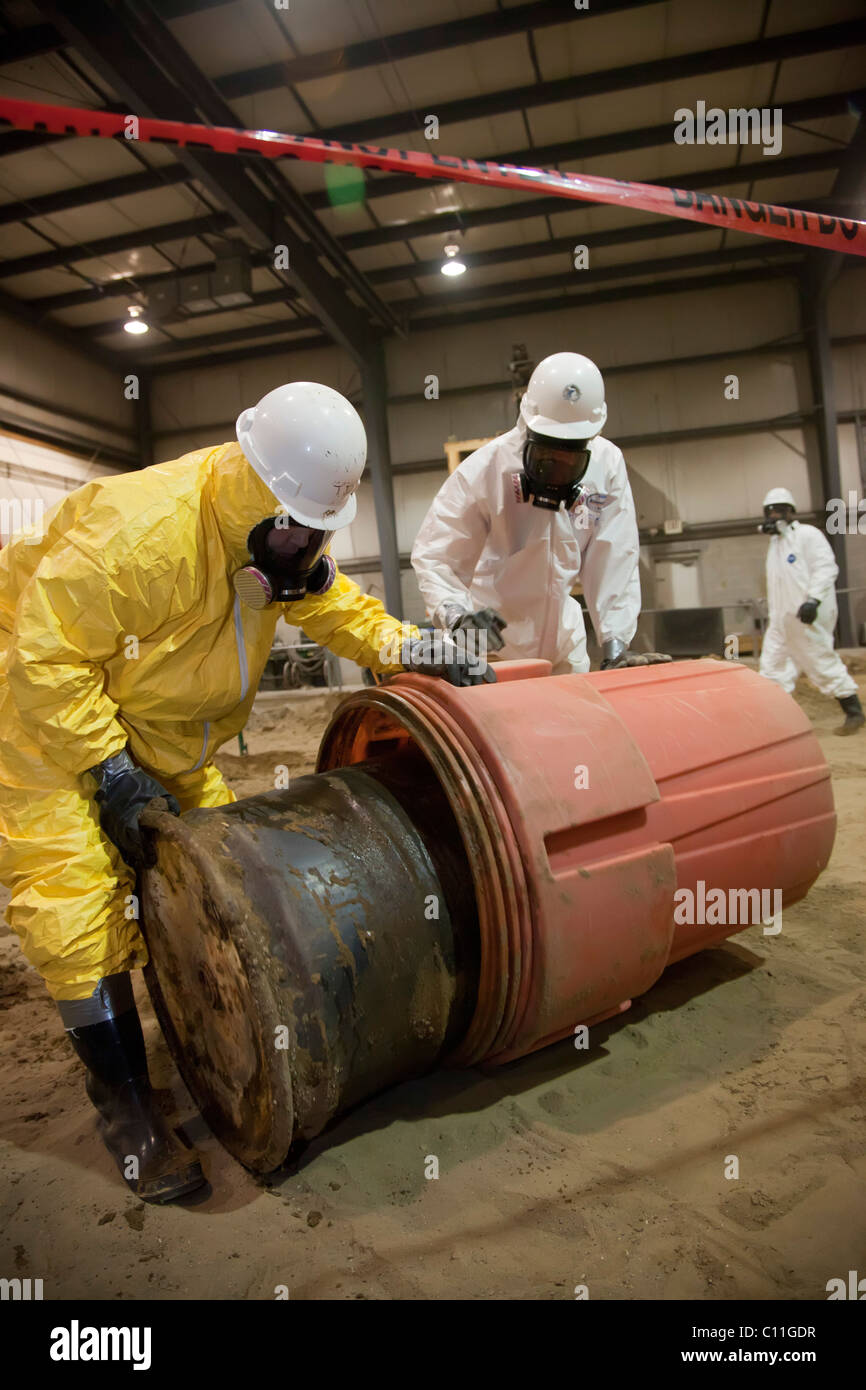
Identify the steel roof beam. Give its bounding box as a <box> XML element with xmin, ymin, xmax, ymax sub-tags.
<box><xmin>147</xmin><ymin>331</ymin><xmax>333</xmax><ymax>375</ymax></box>
<box><xmin>0</xmin><ymin>211</ymin><xmax>234</xmax><ymax>281</ymax></box>
<box><xmin>29</xmin><ymin>247</ymin><xmax>280</xmax><ymax>313</ymax></box>
<box><xmin>87</xmin><ymin>286</ymin><xmax>304</xmax><ymax>336</ymax></box>
<box><xmin>341</xmin><ymin>148</ymin><xmax>846</xmax><ymax>253</ymax></box>
<box><xmin>399</xmin><ymin>261</ymin><xmax>802</xmax><ymax>333</ymax></box>
<box><xmin>0</xmin><ymin>1</ymin><xmax>237</xmax><ymax>65</ymax></box>
<box><xmin>1</xmin><ymin>89</ymin><xmax>851</xmax><ymax>226</ymax></box>
<box><xmin>396</xmin><ymin>241</ymin><xmax>801</xmax><ymax>314</ymax></box>
<box><xmin>4</xmin><ymin>22</ymin><xmax>859</xmax><ymax>167</ymax></box>
<box><xmin>0</xmin><ymin>23</ymin><xmax>65</xmax><ymax>63</ymax></box>
<box><xmin>135</xmin><ymin>314</ymin><xmax>321</xmax><ymax>357</ymax></box>
<box><xmin>217</xmin><ymin>0</ymin><xmax>664</xmax><ymax>97</ymax></box>
<box><xmin>109</xmin><ymin>0</ymin><xmax>402</xmax><ymax>338</ymax></box>
<box><xmin>138</xmin><ymin>259</ymin><xmax>805</xmax><ymax>376</ymax></box>
<box><xmin>312</xmin><ymin>20</ymin><xmax>866</xmax><ymax>144</ymax></box>
<box><xmin>305</xmin><ymin>89</ymin><xmax>861</xmax><ymax>207</ymax></box>
<box><xmin>0</xmin><ymin>155</ymin><xmax>805</xmax><ymax>286</ymax></box>
<box><xmin>32</xmin><ymin>0</ymin><xmax>382</xmax><ymax>361</ymax></box>
<box><xmin>8</xmin><ymin>140</ymin><xmax>846</xmax><ymax>311</ymax></box>
<box><xmin>361</xmin><ymin>215</ymin><xmax>816</xmax><ymax>289</ymax></box>
<box><xmin>0</xmin><ymin>166</ymin><xmax>190</xmax><ymax>227</ymax></box>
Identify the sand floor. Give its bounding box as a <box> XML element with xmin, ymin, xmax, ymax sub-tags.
<box><xmin>1</xmin><ymin>667</ymin><xmax>864</xmax><ymax>1301</ymax></box>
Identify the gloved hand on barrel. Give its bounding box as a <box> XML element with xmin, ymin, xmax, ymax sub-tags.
<box><xmin>601</xmin><ymin>639</ymin><xmax>673</xmax><ymax>670</ymax></box>
<box><xmin>404</xmin><ymin>632</ymin><xmax>497</xmax><ymax>687</ymax></box>
<box><xmin>449</xmin><ymin>607</ymin><xmax>508</xmax><ymax>654</ymax></box>
<box><xmin>89</xmin><ymin>749</ymin><xmax>181</xmax><ymax>868</ymax></box>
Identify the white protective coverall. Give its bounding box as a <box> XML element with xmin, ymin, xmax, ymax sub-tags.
<box><xmin>759</xmin><ymin>520</ymin><xmax>857</xmax><ymax>697</ymax></box>
<box><xmin>411</xmin><ymin>420</ymin><xmax>640</xmax><ymax>673</ymax></box>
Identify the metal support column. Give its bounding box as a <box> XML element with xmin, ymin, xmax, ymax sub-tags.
<box><xmin>360</xmin><ymin>341</ymin><xmax>403</xmax><ymax>618</ymax></box>
<box><xmin>799</xmin><ymin>268</ymin><xmax>853</xmax><ymax>646</ymax></box>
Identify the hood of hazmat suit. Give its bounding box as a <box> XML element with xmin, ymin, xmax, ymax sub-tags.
<box><xmin>410</xmin><ymin>421</ymin><xmax>641</xmax><ymax>672</ymax></box>
<box><xmin>0</xmin><ymin>443</ymin><xmax>417</xmax><ymax>998</ymax></box>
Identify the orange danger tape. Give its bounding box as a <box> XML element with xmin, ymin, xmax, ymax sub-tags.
<box><xmin>1</xmin><ymin>96</ymin><xmax>864</xmax><ymax>258</ymax></box>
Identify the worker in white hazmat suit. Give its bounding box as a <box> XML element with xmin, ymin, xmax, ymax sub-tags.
<box><xmin>758</xmin><ymin>487</ymin><xmax>864</xmax><ymax>735</ymax></box>
<box><xmin>411</xmin><ymin>352</ymin><xmax>671</xmax><ymax>673</ymax></box>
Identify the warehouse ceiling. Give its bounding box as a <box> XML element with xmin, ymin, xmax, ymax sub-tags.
<box><xmin>0</xmin><ymin>0</ymin><xmax>864</xmax><ymax>374</ymax></box>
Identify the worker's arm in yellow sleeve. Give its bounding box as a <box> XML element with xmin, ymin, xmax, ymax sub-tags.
<box><xmin>7</xmin><ymin>543</ymin><xmax>136</xmax><ymax>777</ymax></box>
<box><xmin>284</xmin><ymin>568</ymin><xmax>419</xmax><ymax>675</ymax></box>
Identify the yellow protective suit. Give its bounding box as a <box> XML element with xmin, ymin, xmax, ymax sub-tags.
<box><xmin>0</xmin><ymin>441</ymin><xmax>416</xmax><ymax>1000</ymax></box>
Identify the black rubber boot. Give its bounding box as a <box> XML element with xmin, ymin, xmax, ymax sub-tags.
<box><xmin>66</xmin><ymin>1008</ymin><xmax>205</xmax><ymax>1203</ymax></box>
<box><xmin>836</xmin><ymin>694</ymin><xmax>866</xmax><ymax>736</ymax></box>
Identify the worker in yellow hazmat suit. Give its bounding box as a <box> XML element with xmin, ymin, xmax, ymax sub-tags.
<box><xmin>0</xmin><ymin>381</ymin><xmax>486</xmax><ymax>1202</ymax></box>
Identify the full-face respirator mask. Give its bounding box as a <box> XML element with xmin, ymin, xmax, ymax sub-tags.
<box><xmin>519</xmin><ymin>430</ymin><xmax>592</xmax><ymax>511</ymax></box>
<box><xmin>233</xmin><ymin>515</ymin><xmax>336</xmax><ymax>609</ymax></box>
<box><xmin>759</xmin><ymin>504</ymin><xmax>795</xmax><ymax>537</ymax></box>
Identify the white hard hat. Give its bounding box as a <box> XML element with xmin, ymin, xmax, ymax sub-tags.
<box><xmin>762</xmin><ymin>487</ymin><xmax>796</xmax><ymax>509</ymax></box>
<box><xmin>236</xmin><ymin>382</ymin><xmax>366</xmax><ymax>529</ymax></box>
<box><xmin>520</xmin><ymin>351</ymin><xmax>607</xmax><ymax>441</ymax></box>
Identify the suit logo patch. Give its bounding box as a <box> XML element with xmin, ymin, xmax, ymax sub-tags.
<box><xmin>585</xmin><ymin>492</ymin><xmax>612</xmax><ymax>510</ymax></box>
<box><xmin>787</xmin><ymin>554</ymin><xmax>796</xmax><ymax>563</ymax></box>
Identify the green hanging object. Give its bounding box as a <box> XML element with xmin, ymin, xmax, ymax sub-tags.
<box><xmin>238</xmin><ymin>730</ymin><xmax>248</xmax><ymax>757</ymax></box>
<box><xmin>324</xmin><ymin>162</ymin><xmax>365</xmax><ymax>207</ymax></box>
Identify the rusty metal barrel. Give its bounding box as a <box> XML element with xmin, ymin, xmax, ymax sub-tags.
<box><xmin>141</xmin><ymin>659</ymin><xmax>835</xmax><ymax>1172</ymax></box>
<box><xmin>141</xmin><ymin>755</ymin><xmax>478</xmax><ymax>1172</ymax></box>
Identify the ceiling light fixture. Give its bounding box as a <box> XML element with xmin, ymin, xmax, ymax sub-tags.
<box><xmin>123</xmin><ymin>304</ymin><xmax>149</xmax><ymax>335</ymax></box>
<box><xmin>440</xmin><ymin>243</ymin><xmax>466</xmax><ymax>277</ymax></box>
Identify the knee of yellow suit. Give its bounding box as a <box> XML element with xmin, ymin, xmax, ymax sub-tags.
<box><xmin>0</xmin><ymin>730</ymin><xmax>235</xmax><ymax>998</ymax></box>
<box><xmin>0</xmin><ymin>750</ymin><xmax>145</xmax><ymax>1001</ymax></box>
<box><xmin>0</xmin><ymin>793</ymin><xmax>146</xmax><ymax>1002</ymax></box>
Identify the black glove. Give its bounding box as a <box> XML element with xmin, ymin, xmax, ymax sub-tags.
<box><xmin>797</xmin><ymin>598</ymin><xmax>819</xmax><ymax>625</ymax></box>
<box><xmin>405</xmin><ymin>634</ymin><xmax>497</xmax><ymax>687</ymax></box>
<box><xmin>601</xmin><ymin>639</ymin><xmax>673</xmax><ymax>670</ymax></box>
<box><xmin>90</xmin><ymin>750</ymin><xmax>180</xmax><ymax>867</ymax></box>
<box><xmin>451</xmin><ymin>608</ymin><xmax>508</xmax><ymax>653</ymax></box>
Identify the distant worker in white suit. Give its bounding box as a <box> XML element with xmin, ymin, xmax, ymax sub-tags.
<box><xmin>410</xmin><ymin>352</ymin><xmax>670</xmax><ymax>675</ymax></box>
<box><xmin>758</xmin><ymin>487</ymin><xmax>864</xmax><ymax>735</ymax></box>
